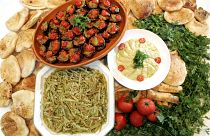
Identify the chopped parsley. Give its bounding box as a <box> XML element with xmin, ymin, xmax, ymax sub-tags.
<box><xmin>70</xmin><ymin>15</ymin><xmax>90</xmax><ymax>30</ymax></box>
<box><xmin>133</xmin><ymin>50</ymin><xmax>149</xmax><ymax>68</ymax></box>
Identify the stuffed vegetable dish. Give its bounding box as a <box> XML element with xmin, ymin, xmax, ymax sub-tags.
<box><xmin>35</xmin><ymin>0</ymin><xmax>123</xmax><ymax>65</ymax></box>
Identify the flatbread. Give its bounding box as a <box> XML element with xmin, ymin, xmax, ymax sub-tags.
<box><xmin>45</xmin><ymin>0</ymin><xmax>66</xmax><ymax>8</ymax></box>
<box><xmin>21</xmin><ymin>0</ymin><xmax>46</xmax><ymax>9</ymax></box>
<box><xmin>16</xmin><ymin>49</ymin><xmax>36</xmax><ymax>78</ymax></box>
<box><xmin>21</xmin><ymin>10</ymin><xmax>44</xmax><ymax>30</ymax></box>
<box><xmin>0</xmin><ymin>82</ymin><xmax>12</xmax><ymax>107</ymax></box>
<box><xmin>0</xmin><ymin>55</ymin><xmax>21</xmax><ymax>85</ymax></box>
<box><xmin>158</xmin><ymin>0</ymin><xmax>183</xmax><ymax>11</ymax></box>
<box><xmin>16</xmin><ymin>29</ymin><xmax>35</xmax><ymax>52</ymax></box>
<box><xmin>116</xmin><ymin>0</ymin><xmax>130</xmax><ymax>14</ymax></box>
<box><xmin>0</xmin><ymin>32</ymin><xmax>18</xmax><ymax>59</ymax></box>
<box><xmin>6</xmin><ymin>8</ymin><xmax>29</xmax><ymax>32</ymax></box>
<box><xmin>1</xmin><ymin>112</ymin><xmax>29</xmax><ymax>136</ymax></box>
<box><xmin>163</xmin><ymin>51</ymin><xmax>187</xmax><ymax>86</ymax></box>
<box><xmin>27</xmin><ymin>120</ymin><xmax>41</xmax><ymax>136</ymax></box>
<box><xmin>127</xmin><ymin>12</ymin><xmax>138</xmax><ymax>30</ymax></box>
<box><xmin>185</xmin><ymin>18</ymin><xmax>209</xmax><ymax>36</ymax></box>
<box><xmin>131</xmin><ymin>0</ymin><xmax>155</xmax><ymax>19</ymax></box>
<box><xmin>164</xmin><ymin>8</ymin><xmax>194</xmax><ymax>25</ymax></box>
<box><xmin>12</xmin><ymin>90</ymin><xmax>35</xmax><ymax>119</ymax></box>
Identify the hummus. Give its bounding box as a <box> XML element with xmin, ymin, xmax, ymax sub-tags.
<box><xmin>116</xmin><ymin>39</ymin><xmax>160</xmax><ymax>81</ymax></box>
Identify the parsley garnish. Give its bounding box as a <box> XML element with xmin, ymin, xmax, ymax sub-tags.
<box><xmin>133</xmin><ymin>50</ymin><xmax>149</xmax><ymax>68</ymax></box>
<box><xmin>70</xmin><ymin>15</ymin><xmax>90</xmax><ymax>30</ymax></box>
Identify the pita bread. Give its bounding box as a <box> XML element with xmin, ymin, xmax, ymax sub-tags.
<box><xmin>27</xmin><ymin>120</ymin><xmax>41</xmax><ymax>136</ymax></box>
<box><xmin>21</xmin><ymin>0</ymin><xmax>46</xmax><ymax>9</ymax></box>
<box><xmin>131</xmin><ymin>0</ymin><xmax>155</xmax><ymax>19</ymax></box>
<box><xmin>0</xmin><ymin>55</ymin><xmax>21</xmax><ymax>85</ymax></box>
<box><xmin>194</xmin><ymin>7</ymin><xmax>209</xmax><ymax>22</ymax></box>
<box><xmin>158</xmin><ymin>0</ymin><xmax>183</xmax><ymax>11</ymax></box>
<box><xmin>12</xmin><ymin>90</ymin><xmax>35</xmax><ymax>119</ymax></box>
<box><xmin>16</xmin><ymin>29</ymin><xmax>35</xmax><ymax>52</ymax></box>
<box><xmin>116</xmin><ymin>0</ymin><xmax>130</xmax><ymax>14</ymax></box>
<box><xmin>183</xmin><ymin>1</ymin><xmax>197</xmax><ymax>11</ymax></box>
<box><xmin>45</xmin><ymin>0</ymin><xmax>66</xmax><ymax>9</ymax></box>
<box><xmin>21</xmin><ymin>10</ymin><xmax>44</xmax><ymax>30</ymax></box>
<box><xmin>16</xmin><ymin>49</ymin><xmax>36</xmax><ymax>78</ymax></box>
<box><xmin>127</xmin><ymin>12</ymin><xmax>138</xmax><ymax>30</ymax></box>
<box><xmin>153</xmin><ymin>83</ymin><xmax>183</xmax><ymax>93</ymax></box>
<box><xmin>164</xmin><ymin>8</ymin><xmax>194</xmax><ymax>25</ymax></box>
<box><xmin>0</xmin><ymin>82</ymin><xmax>12</xmax><ymax>107</ymax></box>
<box><xmin>1</xmin><ymin>112</ymin><xmax>29</xmax><ymax>136</ymax></box>
<box><xmin>0</xmin><ymin>32</ymin><xmax>18</xmax><ymax>59</ymax></box>
<box><xmin>185</xmin><ymin>18</ymin><xmax>209</xmax><ymax>36</ymax></box>
<box><xmin>163</xmin><ymin>51</ymin><xmax>187</xmax><ymax>86</ymax></box>
<box><xmin>13</xmin><ymin>74</ymin><xmax>36</xmax><ymax>92</ymax></box>
<box><xmin>6</xmin><ymin>8</ymin><xmax>29</xmax><ymax>32</ymax></box>
<box><xmin>153</xmin><ymin>0</ymin><xmax>164</xmax><ymax>15</ymax></box>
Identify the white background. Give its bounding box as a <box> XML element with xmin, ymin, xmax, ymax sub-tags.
<box><xmin>0</xmin><ymin>0</ymin><xmax>210</xmax><ymax>135</ymax></box>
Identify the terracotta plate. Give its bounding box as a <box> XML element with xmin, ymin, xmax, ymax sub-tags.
<box><xmin>33</xmin><ymin>0</ymin><xmax>127</xmax><ymax>69</ymax></box>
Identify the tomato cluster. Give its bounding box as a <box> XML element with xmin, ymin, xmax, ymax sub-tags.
<box><xmin>115</xmin><ymin>94</ymin><xmax>158</xmax><ymax>131</ymax></box>
<box><xmin>36</xmin><ymin>0</ymin><xmax>122</xmax><ymax>64</ymax></box>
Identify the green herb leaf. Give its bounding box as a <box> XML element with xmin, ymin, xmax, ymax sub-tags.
<box><xmin>70</xmin><ymin>15</ymin><xmax>90</xmax><ymax>30</ymax></box>
<box><xmin>133</xmin><ymin>50</ymin><xmax>149</xmax><ymax>68</ymax></box>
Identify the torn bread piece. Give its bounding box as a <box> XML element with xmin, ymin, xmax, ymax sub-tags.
<box><xmin>1</xmin><ymin>112</ymin><xmax>29</xmax><ymax>136</ymax></box>
<box><xmin>0</xmin><ymin>55</ymin><xmax>21</xmax><ymax>85</ymax></box>
<box><xmin>127</xmin><ymin>12</ymin><xmax>138</xmax><ymax>30</ymax></box>
<box><xmin>157</xmin><ymin>101</ymin><xmax>172</xmax><ymax>108</ymax></box>
<box><xmin>147</xmin><ymin>90</ymin><xmax>179</xmax><ymax>104</ymax></box>
<box><xmin>185</xmin><ymin>18</ymin><xmax>208</xmax><ymax>36</ymax></box>
<box><xmin>153</xmin><ymin>83</ymin><xmax>183</xmax><ymax>93</ymax></box>
<box><xmin>0</xmin><ymin>32</ymin><xmax>18</xmax><ymax>59</ymax></box>
<box><xmin>16</xmin><ymin>29</ymin><xmax>35</xmax><ymax>52</ymax></box>
<box><xmin>21</xmin><ymin>10</ymin><xmax>44</xmax><ymax>30</ymax></box>
<box><xmin>131</xmin><ymin>0</ymin><xmax>155</xmax><ymax>19</ymax></box>
<box><xmin>6</xmin><ymin>8</ymin><xmax>29</xmax><ymax>32</ymax></box>
<box><xmin>45</xmin><ymin>0</ymin><xmax>66</xmax><ymax>9</ymax></box>
<box><xmin>157</xmin><ymin>0</ymin><xmax>183</xmax><ymax>12</ymax></box>
<box><xmin>16</xmin><ymin>49</ymin><xmax>36</xmax><ymax>78</ymax></box>
<box><xmin>13</xmin><ymin>74</ymin><xmax>36</xmax><ymax>92</ymax></box>
<box><xmin>163</xmin><ymin>51</ymin><xmax>187</xmax><ymax>86</ymax></box>
<box><xmin>194</xmin><ymin>7</ymin><xmax>209</xmax><ymax>22</ymax></box>
<box><xmin>164</xmin><ymin>8</ymin><xmax>194</xmax><ymax>25</ymax></box>
<box><xmin>12</xmin><ymin>90</ymin><xmax>35</xmax><ymax>119</ymax></box>
<box><xmin>21</xmin><ymin>0</ymin><xmax>46</xmax><ymax>9</ymax></box>
<box><xmin>27</xmin><ymin>120</ymin><xmax>41</xmax><ymax>136</ymax></box>
<box><xmin>0</xmin><ymin>82</ymin><xmax>12</xmax><ymax>107</ymax></box>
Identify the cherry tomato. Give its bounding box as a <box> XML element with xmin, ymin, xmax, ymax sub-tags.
<box><xmin>118</xmin><ymin>65</ymin><xmax>125</xmax><ymax>72</ymax></box>
<box><xmin>118</xmin><ymin>43</ymin><xmax>125</xmax><ymax>50</ymax></box>
<box><xmin>137</xmin><ymin>75</ymin><xmax>144</xmax><ymax>82</ymax></box>
<box><xmin>130</xmin><ymin>111</ymin><xmax>144</xmax><ymax>127</ymax></box>
<box><xmin>117</xmin><ymin>95</ymin><xmax>133</xmax><ymax>113</ymax></box>
<box><xmin>137</xmin><ymin>98</ymin><xmax>156</xmax><ymax>116</ymax></box>
<box><xmin>147</xmin><ymin>113</ymin><xmax>157</xmax><ymax>123</ymax></box>
<box><xmin>139</xmin><ymin>38</ymin><xmax>146</xmax><ymax>43</ymax></box>
<box><xmin>115</xmin><ymin>113</ymin><xmax>127</xmax><ymax>131</ymax></box>
<box><xmin>154</xmin><ymin>57</ymin><xmax>161</xmax><ymax>64</ymax></box>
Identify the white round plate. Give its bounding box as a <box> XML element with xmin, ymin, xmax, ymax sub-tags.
<box><xmin>108</xmin><ymin>29</ymin><xmax>171</xmax><ymax>90</ymax></box>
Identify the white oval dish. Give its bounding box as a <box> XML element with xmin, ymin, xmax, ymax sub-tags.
<box><xmin>34</xmin><ymin>60</ymin><xmax>114</xmax><ymax>136</ymax></box>
<box><xmin>107</xmin><ymin>29</ymin><xmax>171</xmax><ymax>90</ymax></box>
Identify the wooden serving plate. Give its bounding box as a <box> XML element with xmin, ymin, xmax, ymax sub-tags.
<box><xmin>32</xmin><ymin>0</ymin><xmax>127</xmax><ymax>69</ymax></box>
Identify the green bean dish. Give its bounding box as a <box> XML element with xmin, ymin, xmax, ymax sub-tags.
<box><xmin>41</xmin><ymin>67</ymin><xmax>108</xmax><ymax>134</ymax></box>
